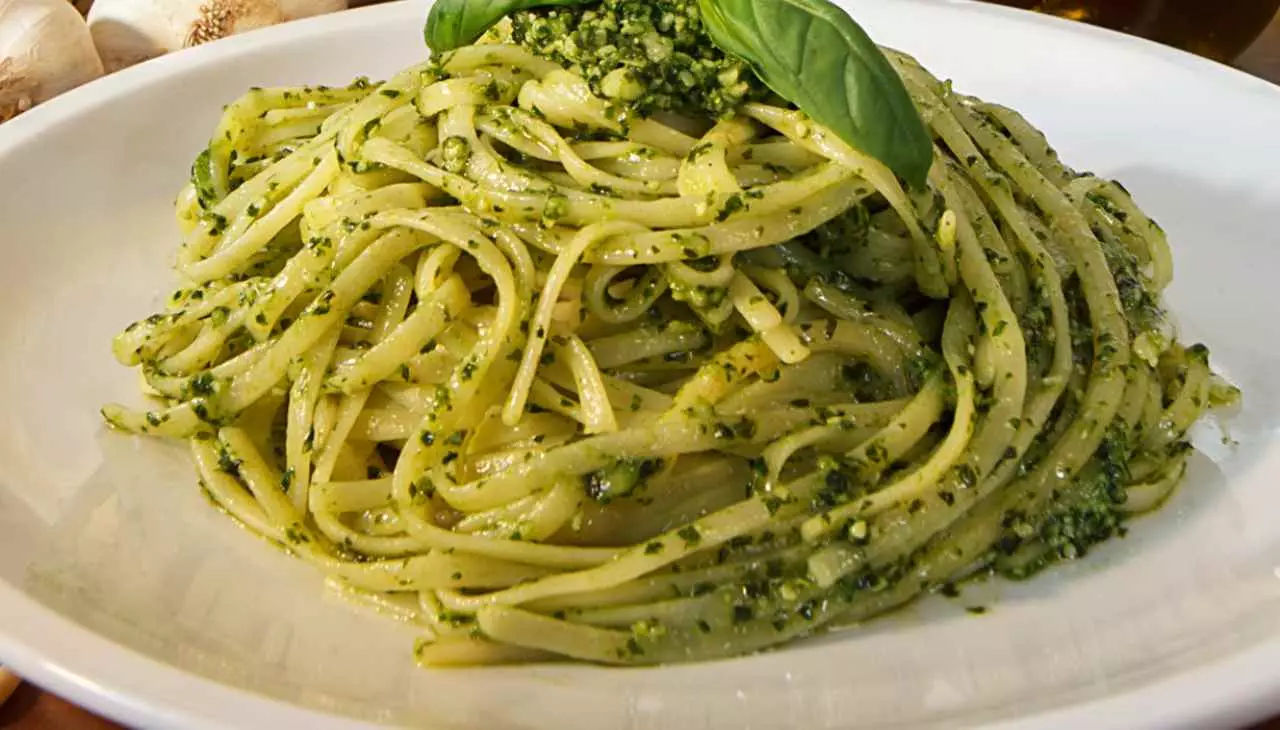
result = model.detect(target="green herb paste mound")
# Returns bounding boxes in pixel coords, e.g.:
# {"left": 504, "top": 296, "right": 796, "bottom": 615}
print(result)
{"left": 509, "top": 0, "right": 773, "bottom": 119}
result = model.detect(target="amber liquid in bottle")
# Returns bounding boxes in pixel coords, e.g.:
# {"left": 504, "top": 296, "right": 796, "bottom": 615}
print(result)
{"left": 988, "top": 0, "right": 1280, "bottom": 60}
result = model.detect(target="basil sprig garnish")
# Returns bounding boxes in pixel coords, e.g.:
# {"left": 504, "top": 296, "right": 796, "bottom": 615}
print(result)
{"left": 424, "top": 0, "right": 591, "bottom": 55}
{"left": 423, "top": 0, "right": 932, "bottom": 188}
{"left": 696, "top": 0, "right": 931, "bottom": 188}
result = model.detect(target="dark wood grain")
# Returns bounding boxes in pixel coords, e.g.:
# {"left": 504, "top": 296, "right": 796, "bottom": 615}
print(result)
{"left": 0, "top": 679, "right": 121, "bottom": 730}
{"left": 2, "top": 6, "right": 1279, "bottom": 730}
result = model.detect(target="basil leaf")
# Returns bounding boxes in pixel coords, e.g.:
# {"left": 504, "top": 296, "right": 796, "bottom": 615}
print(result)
{"left": 697, "top": 0, "right": 932, "bottom": 187}
{"left": 190, "top": 148, "right": 220, "bottom": 209}
{"left": 425, "top": 0, "right": 592, "bottom": 54}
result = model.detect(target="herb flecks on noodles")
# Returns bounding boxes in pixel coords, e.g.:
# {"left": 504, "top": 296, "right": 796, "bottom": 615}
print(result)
{"left": 104, "top": 0, "right": 1237, "bottom": 666}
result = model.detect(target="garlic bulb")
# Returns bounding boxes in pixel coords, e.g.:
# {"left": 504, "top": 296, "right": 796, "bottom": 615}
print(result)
{"left": 0, "top": 0, "right": 105, "bottom": 122}
{"left": 88, "top": 0, "right": 347, "bottom": 73}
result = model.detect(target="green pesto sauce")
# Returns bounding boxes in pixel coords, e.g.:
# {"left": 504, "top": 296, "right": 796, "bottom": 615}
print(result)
{"left": 509, "top": 0, "right": 772, "bottom": 120}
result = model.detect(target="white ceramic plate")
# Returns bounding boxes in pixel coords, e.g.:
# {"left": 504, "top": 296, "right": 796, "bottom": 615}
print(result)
{"left": 2, "top": 1, "right": 1280, "bottom": 727}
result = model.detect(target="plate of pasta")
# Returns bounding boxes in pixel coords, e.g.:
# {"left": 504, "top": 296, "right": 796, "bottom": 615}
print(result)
{"left": 1, "top": 0, "right": 1280, "bottom": 727}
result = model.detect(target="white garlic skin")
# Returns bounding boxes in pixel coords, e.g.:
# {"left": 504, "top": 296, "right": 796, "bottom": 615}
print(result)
{"left": 88, "top": 0, "right": 347, "bottom": 72}
{"left": 0, "top": 0, "right": 105, "bottom": 122}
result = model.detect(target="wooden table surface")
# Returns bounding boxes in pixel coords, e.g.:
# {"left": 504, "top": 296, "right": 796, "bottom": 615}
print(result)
{"left": 1239, "top": 8, "right": 1280, "bottom": 81}
{"left": 3, "top": 7, "right": 1280, "bottom": 730}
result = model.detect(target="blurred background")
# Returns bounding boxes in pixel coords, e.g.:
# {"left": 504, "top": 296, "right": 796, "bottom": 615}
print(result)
{"left": 1, "top": 0, "right": 1278, "bottom": 125}
{"left": 1, "top": 0, "right": 1278, "bottom": 126}
{"left": 2, "top": 0, "right": 1280, "bottom": 727}
{"left": 988, "top": 0, "right": 1280, "bottom": 61}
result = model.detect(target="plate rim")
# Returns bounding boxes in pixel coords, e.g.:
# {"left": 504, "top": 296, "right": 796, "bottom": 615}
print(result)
{"left": 2, "top": 0, "right": 1279, "bottom": 727}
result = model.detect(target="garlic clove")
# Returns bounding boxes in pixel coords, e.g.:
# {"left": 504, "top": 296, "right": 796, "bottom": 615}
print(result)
{"left": 0, "top": 0, "right": 105, "bottom": 122}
